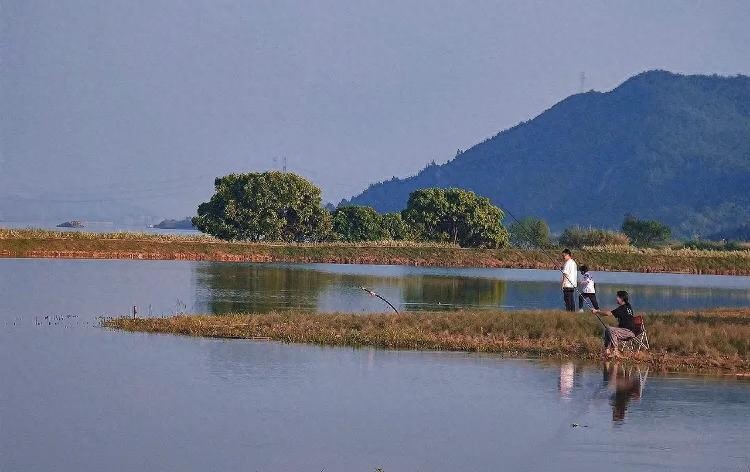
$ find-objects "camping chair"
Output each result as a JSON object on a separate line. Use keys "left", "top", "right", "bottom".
{"left": 621, "top": 314, "right": 650, "bottom": 352}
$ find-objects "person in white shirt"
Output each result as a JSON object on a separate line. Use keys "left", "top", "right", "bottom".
{"left": 561, "top": 249, "right": 578, "bottom": 311}
{"left": 577, "top": 264, "right": 599, "bottom": 312}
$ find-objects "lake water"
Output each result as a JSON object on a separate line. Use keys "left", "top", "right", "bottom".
{"left": 1, "top": 258, "right": 748, "bottom": 316}
{"left": 1, "top": 258, "right": 749, "bottom": 471}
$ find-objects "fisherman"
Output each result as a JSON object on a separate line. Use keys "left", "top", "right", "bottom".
{"left": 577, "top": 264, "right": 599, "bottom": 311}
{"left": 561, "top": 249, "right": 578, "bottom": 311}
{"left": 592, "top": 290, "right": 636, "bottom": 358}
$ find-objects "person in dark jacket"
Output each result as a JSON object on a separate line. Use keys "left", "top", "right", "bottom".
{"left": 592, "top": 290, "right": 636, "bottom": 357}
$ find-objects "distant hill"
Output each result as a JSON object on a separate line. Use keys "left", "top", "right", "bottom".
{"left": 347, "top": 71, "right": 750, "bottom": 237}
{"left": 153, "top": 217, "right": 196, "bottom": 230}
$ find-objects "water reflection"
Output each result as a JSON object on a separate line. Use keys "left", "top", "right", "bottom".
{"left": 558, "top": 362, "right": 576, "bottom": 399}
{"left": 194, "top": 263, "right": 509, "bottom": 313}
{"left": 400, "top": 275, "right": 506, "bottom": 309}
{"left": 193, "top": 263, "right": 333, "bottom": 313}
{"left": 191, "top": 262, "right": 750, "bottom": 314}
{"left": 603, "top": 362, "right": 648, "bottom": 422}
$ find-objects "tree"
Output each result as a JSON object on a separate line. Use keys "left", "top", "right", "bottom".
{"left": 508, "top": 217, "right": 551, "bottom": 249}
{"left": 381, "top": 212, "right": 413, "bottom": 240}
{"left": 331, "top": 206, "right": 389, "bottom": 242}
{"left": 621, "top": 214, "right": 672, "bottom": 247}
{"left": 402, "top": 188, "right": 508, "bottom": 248}
{"left": 193, "top": 172, "right": 332, "bottom": 242}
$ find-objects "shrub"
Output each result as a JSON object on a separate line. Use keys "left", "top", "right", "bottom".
{"left": 679, "top": 240, "right": 744, "bottom": 251}
{"left": 508, "top": 217, "right": 551, "bottom": 249}
{"left": 622, "top": 215, "right": 672, "bottom": 247}
{"left": 558, "top": 226, "right": 630, "bottom": 248}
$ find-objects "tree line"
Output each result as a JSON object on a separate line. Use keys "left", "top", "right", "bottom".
{"left": 193, "top": 172, "right": 672, "bottom": 249}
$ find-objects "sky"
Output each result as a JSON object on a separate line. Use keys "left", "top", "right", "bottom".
{"left": 2, "top": 0, "right": 749, "bottom": 220}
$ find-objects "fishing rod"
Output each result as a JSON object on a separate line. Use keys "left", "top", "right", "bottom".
{"left": 497, "top": 204, "right": 609, "bottom": 330}
{"left": 360, "top": 286, "right": 399, "bottom": 314}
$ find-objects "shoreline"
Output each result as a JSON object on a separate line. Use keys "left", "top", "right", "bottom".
{"left": 3, "top": 228, "right": 750, "bottom": 275}
{"left": 102, "top": 308, "right": 750, "bottom": 375}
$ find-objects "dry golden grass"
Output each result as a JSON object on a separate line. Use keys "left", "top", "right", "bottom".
{"left": 3, "top": 228, "right": 750, "bottom": 274}
{"left": 103, "top": 308, "right": 750, "bottom": 374}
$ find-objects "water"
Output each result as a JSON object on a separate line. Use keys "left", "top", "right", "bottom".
{"left": 1, "top": 258, "right": 749, "bottom": 471}
{"left": 2, "top": 258, "right": 749, "bottom": 316}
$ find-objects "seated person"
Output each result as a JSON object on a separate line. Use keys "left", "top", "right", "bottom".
{"left": 592, "top": 290, "right": 636, "bottom": 357}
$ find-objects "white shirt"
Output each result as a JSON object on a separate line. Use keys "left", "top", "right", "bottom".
{"left": 562, "top": 259, "right": 577, "bottom": 288}
{"left": 579, "top": 272, "right": 595, "bottom": 293}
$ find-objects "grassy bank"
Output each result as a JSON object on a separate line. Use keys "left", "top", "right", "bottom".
{"left": 103, "top": 308, "right": 750, "bottom": 374}
{"left": 2, "top": 228, "right": 750, "bottom": 274}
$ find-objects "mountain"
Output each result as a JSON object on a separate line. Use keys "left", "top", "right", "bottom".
{"left": 710, "top": 224, "right": 750, "bottom": 241}
{"left": 347, "top": 71, "right": 750, "bottom": 237}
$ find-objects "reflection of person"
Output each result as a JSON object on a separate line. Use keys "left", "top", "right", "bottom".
{"left": 561, "top": 249, "right": 578, "bottom": 312}
{"left": 558, "top": 363, "right": 575, "bottom": 398}
{"left": 577, "top": 265, "right": 599, "bottom": 311}
{"left": 603, "top": 362, "right": 642, "bottom": 421}
{"left": 592, "top": 290, "right": 636, "bottom": 358}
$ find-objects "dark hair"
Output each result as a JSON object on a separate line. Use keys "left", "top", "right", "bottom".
{"left": 579, "top": 264, "right": 589, "bottom": 273}
{"left": 616, "top": 290, "right": 631, "bottom": 307}
{"left": 562, "top": 249, "right": 571, "bottom": 256}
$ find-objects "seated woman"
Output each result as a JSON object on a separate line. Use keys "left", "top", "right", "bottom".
{"left": 591, "top": 290, "right": 636, "bottom": 357}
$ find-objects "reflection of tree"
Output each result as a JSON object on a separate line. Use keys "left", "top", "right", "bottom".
{"left": 603, "top": 362, "right": 647, "bottom": 422}
{"left": 401, "top": 276, "right": 506, "bottom": 310}
{"left": 193, "top": 263, "right": 337, "bottom": 314}
{"left": 193, "top": 264, "right": 508, "bottom": 314}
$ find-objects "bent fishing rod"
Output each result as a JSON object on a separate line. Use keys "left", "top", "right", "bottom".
{"left": 497, "top": 203, "right": 609, "bottom": 330}
{"left": 360, "top": 286, "right": 399, "bottom": 314}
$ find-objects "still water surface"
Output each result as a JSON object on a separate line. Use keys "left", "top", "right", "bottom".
{"left": 2, "top": 258, "right": 749, "bottom": 316}
{"left": 1, "top": 258, "right": 749, "bottom": 471}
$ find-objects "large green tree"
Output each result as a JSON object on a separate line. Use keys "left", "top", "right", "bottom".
{"left": 193, "top": 172, "right": 332, "bottom": 241}
{"left": 381, "top": 212, "right": 413, "bottom": 240}
{"left": 331, "top": 206, "right": 389, "bottom": 242}
{"left": 508, "top": 216, "right": 551, "bottom": 249}
{"left": 402, "top": 188, "right": 508, "bottom": 248}
{"left": 621, "top": 214, "right": 672, "bottom": 247}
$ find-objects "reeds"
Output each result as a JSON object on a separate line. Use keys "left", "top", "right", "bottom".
{"left": 103, "top": 308, "right": 750, "bottom": 373}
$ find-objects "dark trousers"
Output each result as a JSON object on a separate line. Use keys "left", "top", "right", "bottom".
{"left": 563, "top": 288, "right": 576, "bottom": 311}
{"left": 579, "top": 293, "right": 599, "bottom": 310}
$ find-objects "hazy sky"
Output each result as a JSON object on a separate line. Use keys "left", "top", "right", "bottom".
{"left": 2, "top": 0, "right": 749, "bottom": 218}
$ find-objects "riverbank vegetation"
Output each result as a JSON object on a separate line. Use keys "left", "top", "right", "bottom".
{"left": 103, "top": 308, "right": 750, "bottom": 374}
{"left": 3, "top": 228, "right": 750, "bottom": 274}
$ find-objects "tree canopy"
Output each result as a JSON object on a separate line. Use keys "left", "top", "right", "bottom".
{"left": 508, "top": 216, "right": 551, "bottom": 249}
{"left": 621, "top": 215, "right": 672, "bottom": 247}
{"left": 381, "top": 212, "right": 412, "bottom": 240}
{"left": 402, "top": 188, "right": 508, "bottom": 248}
{"left": 331, "top": 206, "right": 389, "bottom": 242}
{"left": 193, "top": 172, "right": 331, "bottom": 242}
